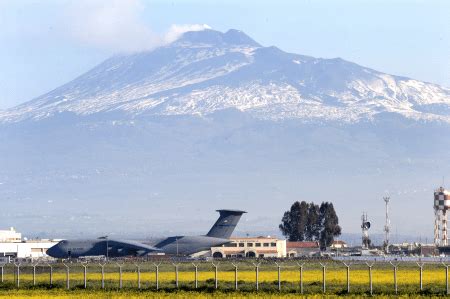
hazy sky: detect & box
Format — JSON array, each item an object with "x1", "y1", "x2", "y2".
[{"x1": 0, "y1": 0, "x2": 449, "y2": 109}]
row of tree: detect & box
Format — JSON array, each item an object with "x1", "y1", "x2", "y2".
[{"x1": 279, "y1": 201, "x2": 341, "y2": 250}]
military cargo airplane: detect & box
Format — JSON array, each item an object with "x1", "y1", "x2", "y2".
[{"x1": 47, "y1": 209, "x2": 246, "y2": 258}]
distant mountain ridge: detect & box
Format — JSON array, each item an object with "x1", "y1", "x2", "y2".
[
  {"x1": 0, "y1": 29, "x2": 449, "y2": 237},
  {"x1": 1, "y1": 28, "x2": 449, "y2": 124}
]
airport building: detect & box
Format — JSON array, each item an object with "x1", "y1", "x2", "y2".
[
  {"x1": 0, "y1": 227, "x2": 59, "y2": 259},
  {"x1": 286, "y1": 241, "x2": 320, "y2": 257},
  {"x1": 210, "y1": 236, "x2": 287, "y2": 258},
  {"x1": 0, "y1": 227, "x2": 21, "y2": 242},
  {"x1": 330, "y1": 240, "x2": 348, "y2": 249}
]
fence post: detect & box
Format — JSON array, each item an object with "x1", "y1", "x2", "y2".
[
  {"x1": 192, "y1": 263, "x2": 198, "y2": 289},
  {"x1": 172, "y1": 263, "x2": 179, "y2": 289},
  {"x1": 253, "y1": 262, "x2": 260, "y2": 291},
  {"x1": 47, "y1": 264, "x2": 53, "y2": 286},
  {"x1": 319, "y1": 262, "x2": 327, "y2": 293},
  {"x1": 63, "y1": 263, "x2": 70, "y2": 290},
  {"x1": 134, "y1": 263, "x2": 141, "y2": 289},
  {"x1": 366, "y1": 262, "x2": 374, "y2": 295},
  {"x1": 275, "y1": 262, "x2": 282, "y2": 291},
  {"x1": 297, "y1": 262, "x2": 305, "y2": 294},
  {"x1": 32, "y1": 263, "x2": 38, "y2": 286},
  {"x1": 0, "y1": 264, "x2": 4, "y2": 283},
  {"x1": 14, "y1": 263, "x2": 20, "y2": 288},
  {"x1": 153, "y1": 263, "x2": 161, "y2": 290},
  {"x1": 211, "y1": 262, "x2": 219, "y2": 289},
  {"x1": 343, "y1": 262, "x2": 351, "y2": 293},
  {"x1": 390, "y1": 261, "x2": 400, "y2": 295},
  {"x1": 99, "y1": 263, "x2": 105, "y2": 289},
  {"x1": 231, "y1": 262, "x2": 238, "y2": 290},
  {"x1": 416, "y1": 262, "x2": 424, "y2": 291},
  {"x1": 443, "y1": 262, "x2": 450, "y2": 295},
  {"x1": 447, "y1": 265, "x2": 449, "y2": 295},
  {"x1": 116, "y1": 263, "x2": 123, "y2": 289},
  {"x1": 82, "y1": 262, "x2": 88, "y2": 289}
]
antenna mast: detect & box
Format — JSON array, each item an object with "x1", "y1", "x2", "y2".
[{"x1": 383, "y1": 196, "x2": 390, "y2": 253}]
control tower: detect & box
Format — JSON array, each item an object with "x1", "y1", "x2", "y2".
[{"x1": 434, "y1": 187, "x2": 450, "y2": 246}]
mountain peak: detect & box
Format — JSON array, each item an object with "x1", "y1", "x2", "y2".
[
  {"x1": 176, "y1": 28, "x2": 261, "y2": 47},
  {"x1": 1, "y1": 26, "x2": 449, "y2": 125}
]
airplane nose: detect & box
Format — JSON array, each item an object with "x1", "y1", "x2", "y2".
[{"x1": 47, "y1": 244, "x2": 63, "y2": 258}]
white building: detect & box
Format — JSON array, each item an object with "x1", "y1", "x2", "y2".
[
  {"x1": 0, "y1": 227, "x2": 59, "y2": 259},
  {"x1": 0, "y1": 240, "x2": 59, "y2": 259},
  {"x1": 211, "y1": 236, "x2": 286, "y2": 258},
  {"x1": 0, "y1": 227, "x2": 21, "y2": 242}
]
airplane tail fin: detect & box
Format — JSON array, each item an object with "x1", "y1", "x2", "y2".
[{"x1": 206, "y1": 209, "x2": 247, "y2": 239}]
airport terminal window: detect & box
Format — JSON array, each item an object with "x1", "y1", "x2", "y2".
[
  {"x1": 255, "y1": 243, "x2": 261, "y2": 247},
  {"x1": 263, "y1": 243, "x2": 269, "y2": 247},
  {"x1": 239, "y1": 243, "x2": 245, "y2": 247},
  {"x1": 271, "y1": 242, "x2": 276, "y2": 247}
]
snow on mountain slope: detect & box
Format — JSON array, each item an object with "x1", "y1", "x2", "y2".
[{"x1": 1, "y1": 29, "x2": 449, "y2": 124}]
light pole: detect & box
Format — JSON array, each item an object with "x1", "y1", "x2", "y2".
[{"x1": 383, "y1": 196, "x2": 390, "y2": 253}]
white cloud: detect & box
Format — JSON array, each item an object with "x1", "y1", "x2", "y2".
[
  {"x1": 66, "y1": 0, "x2": 211, "y2": 53},
  {"x1": 164, "y1": 24, "x2": 212, "y2": 44},
  {"x1": 67, "y1": 0, "x2": 157, "y2": 52}
]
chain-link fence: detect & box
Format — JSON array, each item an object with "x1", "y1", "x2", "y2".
[{"x1": 0, "y1": 259, "x2": 449, "y2": 294}]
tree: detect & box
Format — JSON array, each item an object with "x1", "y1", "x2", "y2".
[
  {"x1": 305, "y1": 202, "x2": 320, "y2": 240},
  {"x1": 319, "y1": 202, "x2": 342, "y2": 250},
  {"x1": 279, "y1": 201, "x2": 309, "y2": 241},
  {"x1": 280, "y1": 200, "x2": 341, "y2": 249}
]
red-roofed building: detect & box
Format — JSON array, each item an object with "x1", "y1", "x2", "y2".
[{"x1": 286, "y1": 241, "x2": 320, "y2": 257}]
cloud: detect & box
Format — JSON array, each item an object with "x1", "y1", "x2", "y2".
[
  {"x1": 164, "y1": 24, "x2": 212, "y2": 44},
  {"x1": 66, "y1": 0, "x2": 211, "y2": 53},
  {"x1": 67, "y1": 0, "x2": 157, "y2": 52}
]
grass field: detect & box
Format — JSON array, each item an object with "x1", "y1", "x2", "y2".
[
  {"x1": 0, "y1": 261, "x2": 449, "y2": 296},
  {"x1": 0, "y1": 289, "x2": 449, "y2": 298}
]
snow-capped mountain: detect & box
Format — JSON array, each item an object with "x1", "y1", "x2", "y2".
[
  {"x1": 1, "y1": 29, "x2": 449, "y2": 124},
  {"x1": 1, "y1": 29, "x2": 449, "y2": 238}
]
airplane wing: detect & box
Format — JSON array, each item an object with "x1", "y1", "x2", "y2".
[
  {"x1": 115, "y1": 239, "x2": 161, "y2": 251},
  {"x1": 108, "y1": 239, "x2": 162, "y2": 256}
]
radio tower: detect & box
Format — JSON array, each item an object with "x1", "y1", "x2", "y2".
[{"x1": 383, "y1": 196, "x2": 390, "y2": 253}]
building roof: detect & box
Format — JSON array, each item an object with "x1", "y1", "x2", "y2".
[
  {"x1": 286, "y1": 241, "x2": 319, "y2": 248},
  {"x1": 332, "y1": 240, "x2": 347, "y2": 245}
]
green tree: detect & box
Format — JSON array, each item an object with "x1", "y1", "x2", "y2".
[
  {"x1": 279, "y1": 201, "x2": 309, "y2": 241},
  {"x1": 305, "y1": 202, "x2": 321, "y2": 240},
  {"x1": 319, "y1": 202, "x2": 342, "y2": 250},
  {"x1": 280, "y1": 201, "x2": 341, "y2": 248}
]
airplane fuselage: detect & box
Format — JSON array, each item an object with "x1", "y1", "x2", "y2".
[
  {"x1": 47, "y1": 239, "x2": 159, "y2": 258},
  {"x1": 154, "y1": 235, "x2": 231, "y2": 256}
]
